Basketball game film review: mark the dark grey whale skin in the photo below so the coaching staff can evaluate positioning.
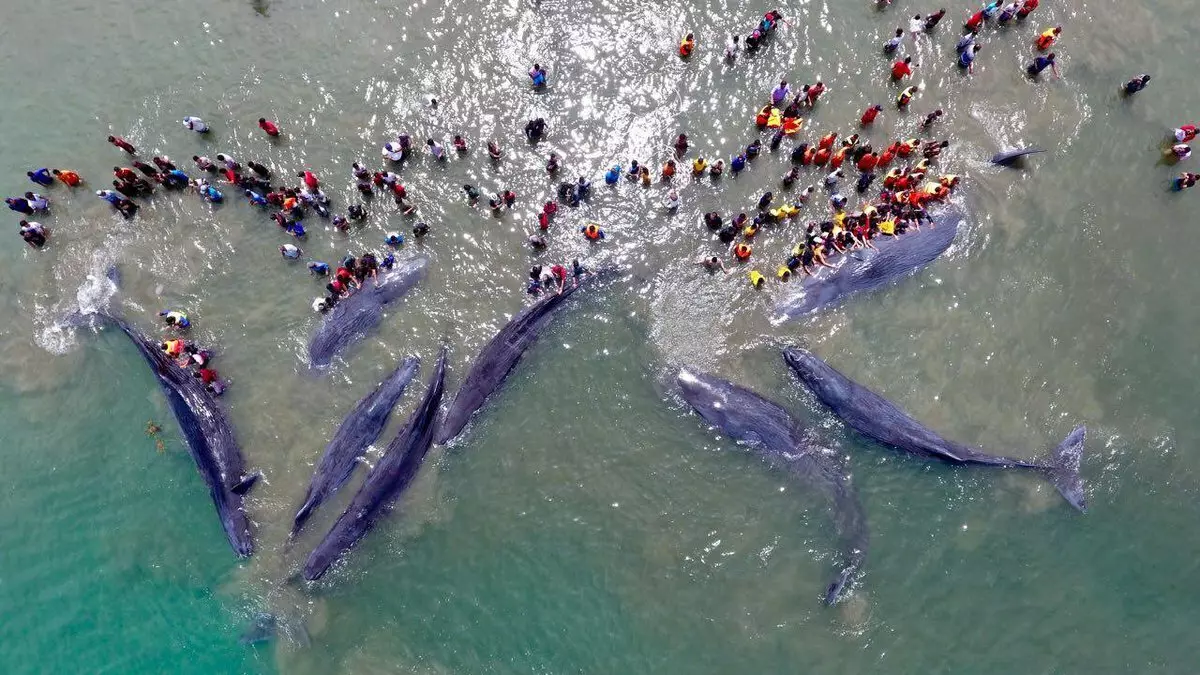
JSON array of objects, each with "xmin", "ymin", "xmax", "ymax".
[
  {"xmin": 435, "ymin": 270, "xmax": 609, "ymax": 446},
  {"xmin": 302, "ymin": 348, "xmax": 447, "ymax": 581},
  {"xmin": 782, "ymin": 347, "xmax": 1087, "ymax": 512},
  {"xmin": 289, "ymin": 356, "xmax": 421, "ymax": 539},
  {"xmin": 772, "ymin": 206, "xmax": 964, "ymax": 322},
  {"xmin": 676, "ymin": 368, "xmax": 868, "ymax": 605},
  {"xmin": 85, "ymin": 313, "xmax": 258, "ymax": 557},
  {"xmin": 308, "ymin": 257, "xmax": 427, "ymax": 368}
]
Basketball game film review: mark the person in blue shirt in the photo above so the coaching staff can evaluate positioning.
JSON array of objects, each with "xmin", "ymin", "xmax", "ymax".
[
  {"xmin": 731, "ymin": 153, "xmax": 747, "ymax": 174},
  {"xmin": 959, "ymin": 44, "xmax": 981, "ymax": 74},
  {"xmin": 163, "ymin": 169, "xmax": 190, "ymax": 189},
  {"xmin": 27, "ymin": 168, "xmax": 54, "ymax": 186},
  {"xmin": 308, "ymin": 261, "xmax": 330, "ymax": 276},
  {"xmin": 604, "ymin": 165, "xmax": 620, "ymax": 184},
  {"xmin": 245, "ymin": 189, "xmax": 268, "ymax": 206},
  {"xmin": 1027, "ymin": 52, "xmax": 1059, "ymax": 78},
  {"xmin": 529, "ymin": 64, "xmax": 547, "ymax": 87},
  {"xmin": 7, "ymin": 196, "xmax": 33, "ymax": 214},
  {"xmin": 746, "ymin": 139, "xmax": 763, "ymax": 159},
  {"xmin": 95, "ymin": 190, "xmax": 122, "ymax": 205}
]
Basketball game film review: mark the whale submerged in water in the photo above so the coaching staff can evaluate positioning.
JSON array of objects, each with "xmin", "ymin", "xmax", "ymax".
[
  {"xmin": 76, "ymin": 313, "xmax": 260, "ymax": 557},
  {"xmin": 290, "ymin": 356, "xmax": 421, "ymax": 539},
  {"xmin": 436, "ymin": 269, "xmax": 611, "ymax": 446},
  {"xmin": 782, "ymin": 346, "xmax": 1087, "ymax": 512},
  {"xmin": 308, "ymin": 257, "xmax": 427, "ymax": 368},
  {"xmin": 772, "ymin": 206, "xmax": 965, "ymax": 323},
  {"xmin": 676, "ymin": 368, "xmax": 869, "ymax": 605},
  {"xmin": 303, "ymin": 348, "xmax": 447, "ymax": 581}
]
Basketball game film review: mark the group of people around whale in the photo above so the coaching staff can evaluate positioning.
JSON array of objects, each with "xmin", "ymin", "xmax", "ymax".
[{"xmin": 156, "ymin": 309, "xmax": 225, "ymax": 395}]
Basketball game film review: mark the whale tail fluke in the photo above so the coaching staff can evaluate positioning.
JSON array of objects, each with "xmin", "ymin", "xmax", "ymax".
[{"xmin": 1044, "ymin": 425, "xmax": 1087, "ymax": 513}]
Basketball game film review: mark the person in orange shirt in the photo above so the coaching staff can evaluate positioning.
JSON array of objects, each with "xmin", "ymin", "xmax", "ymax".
[
  {"xmin": 52, "ymin": 169, "xmax": 82, "ymax": 186},
  {"xmin": 661, "ymin": 160, "xmax": 676, "ymax": 181},
  {"xmin": 679, "ymin": 33, "xmax": 695, "ymax": 58}
]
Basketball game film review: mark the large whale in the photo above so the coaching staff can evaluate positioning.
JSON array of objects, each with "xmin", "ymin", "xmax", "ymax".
[
  {"xmin": 308, "ymin": 257, "xmax": 427, "ymax": 367},
  {"xmin": 772, "ymin": 206, "xmax": 964, "ymax": 323},
  {"xmin": 84, "ymin": 314, "xmax": 259, "ymax": 556},
  {"xmin": 436, "ymin": 272, "xmax": 606, "ymax": 445},
  {"xmin": 676, "ymin": 369, "xmax": 868, "ymax": 605},
  {"xmin": 290, "ymin": 356, "xmax": 421, "ymax": 539},
  {"xmin": 303, "ymin": 348, "xmax": 447, "ymax": 581},
  {"xmin": 782, "ymin": 347, "xmax": 1087, "ymax": 512}
]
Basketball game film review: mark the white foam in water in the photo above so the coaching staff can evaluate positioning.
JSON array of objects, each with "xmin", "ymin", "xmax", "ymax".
[{"xmin": 75, "ymin": 271, "xmax": 118, "ymax": 317}]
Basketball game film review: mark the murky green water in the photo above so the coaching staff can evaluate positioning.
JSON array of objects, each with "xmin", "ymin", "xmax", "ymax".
[{"xmin": 3, "ymin": 0, "xmax": 1200, "ymax": 672}]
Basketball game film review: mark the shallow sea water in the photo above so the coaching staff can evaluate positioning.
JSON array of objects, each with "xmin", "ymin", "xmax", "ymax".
[{"xmin": 2, "ymin": 0, "xmax": 1200, "ymax": 672}]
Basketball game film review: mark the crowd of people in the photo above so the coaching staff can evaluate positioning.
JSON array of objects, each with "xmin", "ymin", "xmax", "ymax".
[
  {"xmin": 157, "ymin": 309, "xmax": 226, "ymax": 395},
  {"xmin": 9, "ymin": 2, "xmax": 1195, "ymax": 309}
]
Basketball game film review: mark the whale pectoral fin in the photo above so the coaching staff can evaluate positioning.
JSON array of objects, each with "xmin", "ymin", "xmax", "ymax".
[{"xmin": 232, "ymin": 471, "xmax": 263, "ymax": 495}]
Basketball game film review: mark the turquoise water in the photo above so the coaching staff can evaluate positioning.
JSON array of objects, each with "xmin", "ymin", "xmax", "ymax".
[{"xmin": 4, "ymin": 0, "xmax": 1200, "ymax": 672}]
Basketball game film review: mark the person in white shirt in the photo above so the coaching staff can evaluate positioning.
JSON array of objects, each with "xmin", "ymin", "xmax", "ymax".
[
  {"xmin": 23, "ymin": 192, "xmax": 49, "ymax": 211},
  {"xmin": 724, "ymin": 35, "xmax": 739, "ymax": 60},
  {"xmin": 182, "ymin": 116, "xmax": 209, "ymax": 133}
]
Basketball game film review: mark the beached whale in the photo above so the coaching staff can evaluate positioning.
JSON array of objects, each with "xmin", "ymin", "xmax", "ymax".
[
  {"xmin": 308, "ymin": 257, "xmax": 427, "ymax": 367},
  {"xmin": 677, "ymin": 368, "xmax": 868, "ymax": 604},
  {"xmin": 435, "ymin": 272, "xmax": 607, "ymax": 445},
  {"xmin": 303, "ymin": 348, "xmax": 447, "ymax": 581},
  {"xmin": 84, "ymin": 314, "xmax": 259, "ymax": 556},
  {"xmin": 782, "ymin": 347, "xmax": 1087, "ymax": 512},
  {"xmin": 772, "ymin": 206, "xmax": 964, "ymax": 323},
  {"xmin": 290, "ymin": 356, "xmax": 421, "ymax": 539}
]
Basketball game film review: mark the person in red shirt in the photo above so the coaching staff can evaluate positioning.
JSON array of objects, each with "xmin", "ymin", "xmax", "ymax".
[
  {"xmin": 804, "ymin": 81, "xmax": 826, "ymax": 106},
  {"xmin": 549, "ymin": 263, "xmax": 569, "ymax": 293},
  {"xmin": 107, "ymin": 135, "xmax": 137, "ymax": 154},
  {"xmin": 299, "ymin": 170, "xmax": 319, "ymax": 190},
  {"xmin": 891, "ymin": 57, "xmax": 915, "ymax": 80},
  {"xmin": 965, "ymin": 10, "xmax": 985, "ymax": 32},
  {"xmin": 860, "ymin": 104, "xmax": 883, "ymax": 126},
  {"xmin": 1016, "ymin": 0, "xmax": 1039, "ymax": 19},
  {"xmin": 258, "ymin": 118, "xmax": 280, "ymax": 137},
  {"xmin": 113, "ymin": 166, "xmax": 137, "ymax": 182},
  {"xmin": 857, "ymin": 153, "xmax": 879, "ymax": 172},
  {"xmin": 878, "ymin": 144, "xmax": 897, "ymax": 167}
]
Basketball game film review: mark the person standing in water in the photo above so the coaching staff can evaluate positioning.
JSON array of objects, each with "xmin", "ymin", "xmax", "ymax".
[
  {"xmin": 258, "ymin": 118, "xmax": 281, "ymax": 137},
  {"xmin": 108, "ymin": 135, "xmax": 137, "ymax": 154},
  {"xmin": 1026, "ymin": 52, "xmax": 1059, "ymax": 78},
  {"xmin": 529, "ymin": 63, "xmax": 547, "ymax": 87},
  {"xmin": 724, "ymin": 35, "xmax": 740, "ymax": 60},
  {"xmin": 182, "ymin": 116, "xmax": 209, "ymax": 133},
  {"xmin": 883, "ymin": 28, "xmax": 904, "ymax": 54},
  {"xmin": 1122, "ymin": 74, "xmax": 1151, "ymax": 96}
]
